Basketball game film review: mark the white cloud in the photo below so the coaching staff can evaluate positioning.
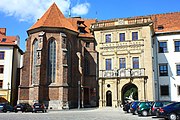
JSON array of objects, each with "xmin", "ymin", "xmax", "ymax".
[
  {"xmin": 71, "ymin": 2, "xmax": 90, "ymax": 16},
  {"xmin": 0, "ymin": 0, "xmax": 90, "ymax": 22}
]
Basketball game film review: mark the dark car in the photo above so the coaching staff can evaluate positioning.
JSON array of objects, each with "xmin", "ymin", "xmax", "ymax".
[
  {"xmin": 137, "ymin": 101, "xmax": 153, "ymax": 116},
  {"xmin": 150, "ymin": 101, "xmax": 173, "ymax": 116},
  {"xmin": 0, "ymin": 103, "xmax": 14, "ymax": 112},
  {"xmin": 130, "ymin": 101, "xmax": 140, "ymax": 115},
  {"xmin": 14, "ymin": 103, "xmax": 33, "ymax": 112},
  {"xmin": 156, "ymin": 102, "xmax": 180, "ymax": 120},
  {"xmin": 33, "ymin": 103, "xmax": 47, "ymax": 113},
  {"xmin": 123, "ymin": 101, "xmax": 132, "ymax": 113}
]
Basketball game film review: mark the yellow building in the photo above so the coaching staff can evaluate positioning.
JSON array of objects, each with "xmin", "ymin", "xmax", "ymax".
[{"xmin": 91, "ymin": 17, "xmax": 155, "ymax": 107}]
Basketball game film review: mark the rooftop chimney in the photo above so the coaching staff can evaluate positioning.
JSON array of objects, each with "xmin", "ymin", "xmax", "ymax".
[{"xmin": 0, "ymin": 28, "xmax": 6, "ymax": 36}]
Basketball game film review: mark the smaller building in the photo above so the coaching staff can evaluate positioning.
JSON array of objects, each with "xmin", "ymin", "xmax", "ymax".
[
  {"xmin": 0, "ymin": 28, "xmax": 23, "ymax": 106},
  {"xmin": 152, "ymin": 12, "xmax": 180, "ymax": 101}
]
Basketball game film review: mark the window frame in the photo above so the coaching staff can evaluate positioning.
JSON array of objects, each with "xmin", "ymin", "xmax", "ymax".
[
  {"xmin": 105, "ymin": 34, "xmax": 111, "ymax": 43},
  {"xmin": 176, "ymin": 64, "xmax": 180, "ymax": 76},
  {"xmin": 48, "ymin": 39, "xmax": 56, "ymax": 83},
  {"xmin": 132, "ymin": 32, "xmax": 138, "ymax": 40},
  {"xmin": 159, "ymin": 41, "xmax": 168, "ymax": 53},
  {"xmin": 174, "ymin": 41, "xmax": 180, "ymax": 52},
  {"xmin": 86, "ymin": 42, "xmax": 90, "ymax": 48},
  {"xmin": 160, "ymin": 85, "xmax": 169, "ymax": 96},
  {"xmin": 0, "ymin": 65, "xmax": 4, "ymax": 74},
  {"xmin": 132, "ymin": 57, "xmax": 139, "ymax": 69},
  {"xmin": 159, "ymin": 64, "xmax": 168, "ymax": 76},
  {"xmin": 0, "ymin": 51, "xmax": 5, "ymax": 60},
  {"xmin": 178, "ymin": 86, "xmax": 180, "ymax": 96},
  {"xmin": 119, "ymin": 58, "xmax": 126, "ymax": 69},
  {"xmin": 105, "ymin": 59, "xmax": 112, "ymax": 70},
  {"xmin": 119, "ymin": 33, "xmax": 125, "ymax": 42},
  {"xmin": 0, "ymin": 80, "xmax": 2, "ymax": 88}
]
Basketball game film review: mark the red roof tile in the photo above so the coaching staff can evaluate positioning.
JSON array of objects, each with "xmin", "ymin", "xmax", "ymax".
[
  {"xmin": 68, "ymin": 17, "xmax": 96, "ymax": 38},
  {"xmin": 29, "ymin": 3, "xmax": 77, "ymax": 32},
  {"xmin": 151, "ymin": 12, "xmax": 180, "ymax": 33}
]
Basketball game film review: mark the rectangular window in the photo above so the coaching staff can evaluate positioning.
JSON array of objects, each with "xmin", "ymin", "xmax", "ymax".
[
  {"xmin": 159, "ymin": 64, "xmax": 168, "ymax": 76},
  {"xmin": 119, "ymin": 33, "xmax": 125, "ymax": 42},
  {"xmin": 0, "ymin": 65, "xmax": 4, "ymax": 74},
  {"xmin": 132, "ymin": 32, "xmax": 138, "ymax": 40},
  {"xmin": 105, "ymin": 34, "xmax": 111, "ymax": 43},
  {"xmin": 178, "ymin": 86, "xmax": 180, "ymax": 95},
  {"xmin": 86, "ymin": 42, "xmax": 90, "ymax": 48},
  {"xmin": 0, "ymin": 51, "xmax": 4, "ymax": 60},
  {"xmin": 159, "ymin": 42, "xmax": 167, "ymax": 53},
  {"xmin": 133, "ymin": 57, "xmax": 139, "ymax": 69},
  {"xmin": 176, "ymin": 64, "xmax": 180, "ymax": 76},
  {"xmin": 119, "ymin": 58, "xmax": 126, "ymax": 69},
  {"xmin": 106, "ymin": 59, "xmax": 112, "ymax": 70},
  {"xmin": 0, "ymin": 80, "xmax": 2, "ymax": 88},
  {"xmin": 160, "ymin": 85, "xmax": 169, "ymax": 96},
  {"xmin": 175, "ymin": 41, "xmax": 180, "ymax": 52}
]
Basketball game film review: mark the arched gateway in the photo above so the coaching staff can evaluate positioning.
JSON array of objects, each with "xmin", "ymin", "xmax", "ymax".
[{"xmin": 121, "ymin": 83, "xmax": 138, "ymax": 105}]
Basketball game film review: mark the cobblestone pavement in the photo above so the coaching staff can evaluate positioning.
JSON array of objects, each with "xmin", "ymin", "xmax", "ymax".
[{"xmin": 0, "ymin": 107, "xmax": 164, "ymax": 120}]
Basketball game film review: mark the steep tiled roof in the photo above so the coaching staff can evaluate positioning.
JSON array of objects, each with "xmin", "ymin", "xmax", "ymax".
[
  {"xmin": 151, "ymin": 12, "xmax": 180, "ymax": 33},
  {"xmin": 68, "ymin": 17, "xmax": 96, "ymax": 38},
  {"xmin": 29, "ymin": 3, "xmax": 77, "ymax": 32},
  {"xmin": 0, "ymin": 28, "xmax": 18, "ymax": 45}
]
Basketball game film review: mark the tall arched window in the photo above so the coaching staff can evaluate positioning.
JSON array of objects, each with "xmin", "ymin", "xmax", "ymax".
[
  {"xmin": 48, "ymin": 39, "xmax": 56, "ymax": 83},
  {"xmin": 32, "ymin": 39, "xmax": 38, "ymax": 84}
]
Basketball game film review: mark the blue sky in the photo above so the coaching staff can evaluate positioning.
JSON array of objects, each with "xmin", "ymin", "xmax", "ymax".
[{"xmin": 0, "ymin": 0, "xmax": 180, "ymax": 51}]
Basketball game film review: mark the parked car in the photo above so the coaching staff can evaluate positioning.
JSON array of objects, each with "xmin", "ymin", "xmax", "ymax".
[
  {"xmin": 137, "ymin": 101, "xmax": 153, "ymax": 116},
  {"xmin": 130, "ymin": 101, "xmax": 140, "ymax": 115},
  {"xmin": 0, "ymin": 103, "xmax": 14, "ymax": 112},
  {"xmin": 14, "ymin": 103, "xmax": 33, "ymax": 112},
  {"xmin": 156, "ymin": 102, "xmax": 180, "ymax": 120},
  {"xmin": 32, "ymin": 103, "xmax": 47, "ymax": 113},
  {"xmin": 150, "ymin": 101, "xmax": 173, "ymax": 116}
]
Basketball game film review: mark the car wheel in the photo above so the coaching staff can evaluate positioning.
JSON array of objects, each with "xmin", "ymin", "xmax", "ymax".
[
  {"xmin": 142, "ymin": 110, "xmax": 148, "ymax": 116},
  {"xmin": 127, "ymin": 109, "xmax": 131, "ymax": 113},
  {"xmin": 169, "ymin": 113, "xmax": 177, "ymax": 120},
  {"xmin": 133, "ymin": 110, "xmax": 138, "ymax": 115}
]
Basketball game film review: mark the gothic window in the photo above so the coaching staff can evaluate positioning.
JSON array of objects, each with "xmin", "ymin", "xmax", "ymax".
[
  {"xmin": 48, "ymin": 39, "xmax": 56, "ymax": 83},
  {"xmin": 32, "ymin": 39, "xmax": 38, "ymax": 84}
]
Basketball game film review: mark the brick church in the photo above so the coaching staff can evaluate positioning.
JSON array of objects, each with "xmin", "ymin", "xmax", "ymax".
[{"xmin": 18, "ymin": 3, "xmax": 97, "ymax": 109}]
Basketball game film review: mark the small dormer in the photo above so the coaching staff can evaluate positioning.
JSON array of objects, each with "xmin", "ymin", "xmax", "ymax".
[
  {"xmin": 1, "ymin": 38, "xmax": 6, "ymax": 42},
  {"xmin": 157, "ymin": 25, "xmax": 164, "ymax": 30},
  {"xmin": 77, "ymin": 20, "xmax": 86, "ymax": 34}
]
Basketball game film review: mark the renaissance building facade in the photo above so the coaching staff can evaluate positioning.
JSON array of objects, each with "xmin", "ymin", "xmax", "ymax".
[
  {"xmin": 91, "ymin": 17, "xmax": 155, "ymax": 107},
  {"xmin": 18, "ymin": 3, "xmax": 97, "ymax": 109}
]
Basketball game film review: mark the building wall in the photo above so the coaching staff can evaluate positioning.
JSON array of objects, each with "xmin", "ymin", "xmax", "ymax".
[
  {"xmin": 93, "ymin": 20, "xmax": 155, "ymax": 107},
  {"xmin": 0, "ymin": 46, "xmax": 13, "ymax": 102},
  {"xmin": 155, "ymin": 34, "xmax": 180, "ymax": 101}
]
